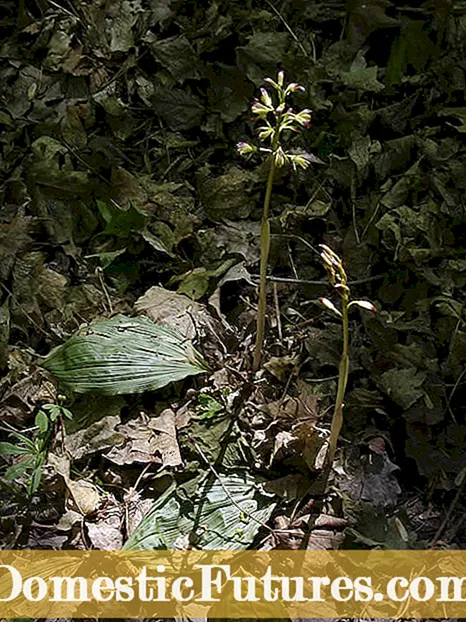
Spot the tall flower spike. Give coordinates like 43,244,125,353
319,245,378,465
236,71,319,371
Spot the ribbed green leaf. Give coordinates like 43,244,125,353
124,471,277,551
42,315,207,395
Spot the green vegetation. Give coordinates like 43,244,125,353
0,402,72,495
237,71,319,371
0,0,465,552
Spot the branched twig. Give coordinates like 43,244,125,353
263,0,311,59
250,274,387,286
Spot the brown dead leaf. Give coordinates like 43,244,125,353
267,510,347,550
135,285,219,340
65,478,100,516
56,510,82,531
294,378,320,424
86,501,123,550
264,473,310,500
124,488,154,537
0,365,56,425
337,443,402,507
65,414,124,461
105,409,182,467
263,355,298,382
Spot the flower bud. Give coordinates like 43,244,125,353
289,154,311,170
319,244,341,267
260,88,273,108
264,77,279,90
277,70,285,87
258,126,273,141
350,300,377,313
237,142,257,156
285,82,305,94
274,146,286,167
295,108,312,128
319,297,342,317
251,100,270,116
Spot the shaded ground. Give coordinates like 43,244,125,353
1,0,466,553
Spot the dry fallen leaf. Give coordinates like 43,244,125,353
65,477,100,516
86,509,123,550
105,409,182,467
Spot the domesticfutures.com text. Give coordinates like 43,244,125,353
1,563,466,604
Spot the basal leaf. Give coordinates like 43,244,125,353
124,471,277,551
41,315,207,395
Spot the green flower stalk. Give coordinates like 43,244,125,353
319,245,377,464
238,71,318,371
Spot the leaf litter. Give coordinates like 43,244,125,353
0,0,466,558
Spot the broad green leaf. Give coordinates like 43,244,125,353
41,315,207,395
85,247,127,270
35,410,49,434
96,200,147,237
438,108,466,133
151,35,201,82
340,51,384,92
40,404,63,422
7,432,36,452
386,18,439,85
124,471,277,551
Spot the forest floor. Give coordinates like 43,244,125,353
0,0,465,560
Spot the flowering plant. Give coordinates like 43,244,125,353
237,70,319,371
319,244,377,464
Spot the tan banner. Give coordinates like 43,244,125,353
0,550,465,618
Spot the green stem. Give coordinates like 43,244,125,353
253,157,276,371
327,289,350,464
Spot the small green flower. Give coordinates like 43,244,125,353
236,141,257,156
237,70,314,170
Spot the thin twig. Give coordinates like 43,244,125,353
45,0,80,20
351,174,361,244
60,139,112,186
287,242,299,279
444,366,465,424
95,267,113,315
430,475,466,547
0,283,52,338
162,154,183,181
263,0,310,58
446,508,466,544
251,273,387,286
273,282,283,343
361,200,382,240
273,233,320,257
